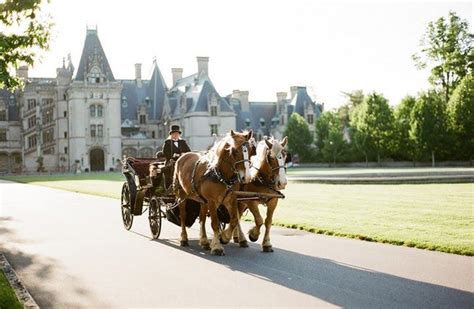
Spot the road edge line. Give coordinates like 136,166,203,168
0,253,39,309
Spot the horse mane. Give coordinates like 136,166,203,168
250,137,284,179
207,130,251,169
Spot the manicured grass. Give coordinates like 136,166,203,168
248,183,474,256
0,270,22,309
1,172,123,199
2,172,473,255
286,167,474,176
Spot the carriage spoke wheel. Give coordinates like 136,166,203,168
149,197,162,239
121,182,134,230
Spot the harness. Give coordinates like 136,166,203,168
170,142,251,210
250,150,286,199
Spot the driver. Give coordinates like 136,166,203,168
161,125,191,164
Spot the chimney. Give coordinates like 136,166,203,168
276,92,287,102
16,65,28,80
172,68,183,86
232,89,241,99
197,56,209,75
290,86,299,99
135,63,142,87
240,91,249,112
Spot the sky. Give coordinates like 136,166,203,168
26,0,473,111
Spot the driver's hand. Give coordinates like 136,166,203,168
173,153,180,158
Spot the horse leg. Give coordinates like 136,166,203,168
262,198,277,252
209,202,225,256
248,202,263,242
233,203,248,247
219,199,239,245
179,201,189,247
199,203,210,250
233,203,244,242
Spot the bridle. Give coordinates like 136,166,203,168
215,141,251,185
252,149,286,188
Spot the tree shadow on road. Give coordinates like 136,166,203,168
154,237,473,308
0,217,106,308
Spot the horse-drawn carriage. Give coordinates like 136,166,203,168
121,156,233,239
120,130,288,255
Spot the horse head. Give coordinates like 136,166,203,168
251,136,288,190
212,129,253,184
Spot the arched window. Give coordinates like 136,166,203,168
245,118,251,128
90,105,96,117
97,105,103,117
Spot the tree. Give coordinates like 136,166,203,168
338,90,364,127
0,0,52,90
351,92,394,164
409,91,447,166
393,95,417,162
413,11,473,103
447,74,474,162
284,113,314,162
322,122,346,165
316,111,346,164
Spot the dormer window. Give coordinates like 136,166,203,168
145,97,150,106
209,94,219,116
210,106,217,116
88,66,104,84
259,118,265,127
139,114,146,124
307,114,314,124
122,96,128,108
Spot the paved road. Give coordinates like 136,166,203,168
1,180,473,308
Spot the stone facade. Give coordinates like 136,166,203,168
0,27,322,173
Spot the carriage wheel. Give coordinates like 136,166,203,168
149,197,162,239
121,182,134,230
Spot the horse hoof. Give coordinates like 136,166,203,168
262,246,274,253
239,240,249,248
249,234,259,242
201,243,211,250
233,237,239,243
219,236,229,245
211,248,225,256
180,240,189,247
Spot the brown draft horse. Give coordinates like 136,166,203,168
233,136,288,252
173,130,253,255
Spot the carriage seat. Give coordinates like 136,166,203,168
126,158,156,178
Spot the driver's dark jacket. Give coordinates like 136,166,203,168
161,139,191,163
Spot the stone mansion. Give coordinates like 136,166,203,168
0,28,323,173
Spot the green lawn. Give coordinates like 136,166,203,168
0,270,22,309
2,172,473,255
286,167,474,176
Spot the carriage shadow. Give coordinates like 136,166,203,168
153,237,473,308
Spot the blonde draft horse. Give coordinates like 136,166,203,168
234,136,288,252
173,130,253,256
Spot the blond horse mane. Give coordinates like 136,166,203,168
207,131,251,169
250,137,284,179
